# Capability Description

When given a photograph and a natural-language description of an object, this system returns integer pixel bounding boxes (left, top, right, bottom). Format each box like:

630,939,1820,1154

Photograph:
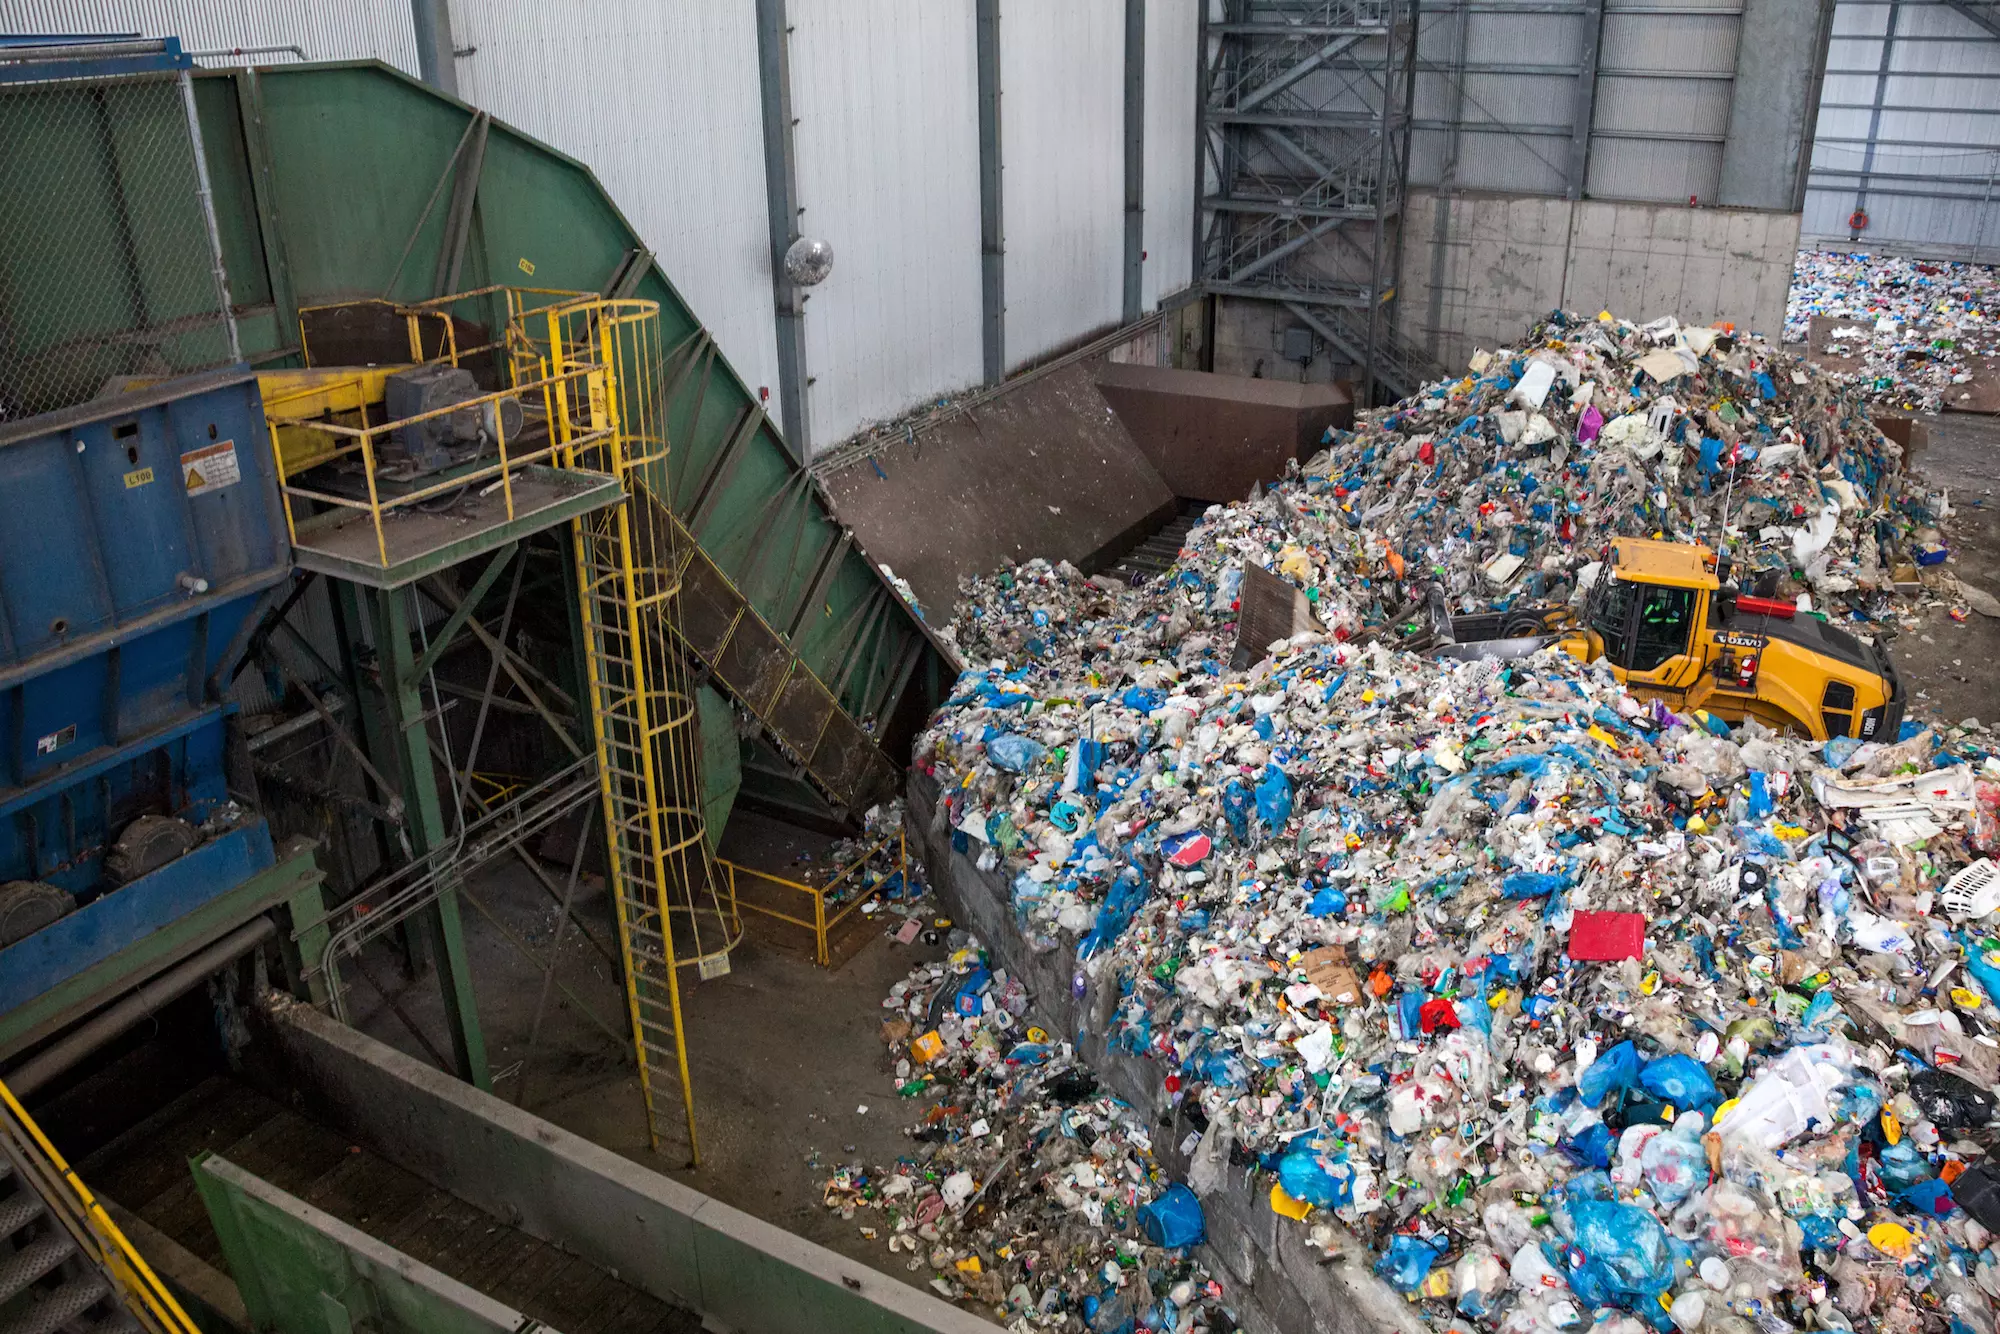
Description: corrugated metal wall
0,0,419,72
1803,0,2000,259
1143,0,1199,311
789,0,984,444
11,0,1202,449
1410,0,1745,203
448,1,782,407
1001,1,1127,369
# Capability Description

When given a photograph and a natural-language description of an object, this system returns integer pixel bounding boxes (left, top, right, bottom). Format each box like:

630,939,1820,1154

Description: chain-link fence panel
0,70,236,422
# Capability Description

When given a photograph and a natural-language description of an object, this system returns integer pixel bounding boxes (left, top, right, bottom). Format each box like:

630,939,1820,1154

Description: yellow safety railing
296,286,584,371
0,1077,202,1334
268,362,612,567
274,286,616,568
720,829,908,968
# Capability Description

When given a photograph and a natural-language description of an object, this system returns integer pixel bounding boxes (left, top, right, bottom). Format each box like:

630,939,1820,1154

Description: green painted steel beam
367,584,489,1091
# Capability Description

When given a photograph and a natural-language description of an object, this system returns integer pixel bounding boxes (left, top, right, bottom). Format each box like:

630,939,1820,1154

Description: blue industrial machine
0,367,293,1017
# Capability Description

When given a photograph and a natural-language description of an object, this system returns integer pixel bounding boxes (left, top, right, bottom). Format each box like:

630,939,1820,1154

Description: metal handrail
719,828,908,968
0,1077,202,1334
269,361,616,566
314,756,601,1020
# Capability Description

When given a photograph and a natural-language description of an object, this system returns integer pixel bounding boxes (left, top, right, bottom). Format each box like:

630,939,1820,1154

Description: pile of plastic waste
944,309,1950,669
884,308,2000,1334
828,948,1233,1330
1786,250,2000,413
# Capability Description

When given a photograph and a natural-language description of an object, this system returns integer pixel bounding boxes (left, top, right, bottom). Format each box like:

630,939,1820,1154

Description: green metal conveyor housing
1,59,955,824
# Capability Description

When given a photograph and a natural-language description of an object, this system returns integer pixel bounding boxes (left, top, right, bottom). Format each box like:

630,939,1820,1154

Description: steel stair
0,1088,182,1334
1110,501,1209,584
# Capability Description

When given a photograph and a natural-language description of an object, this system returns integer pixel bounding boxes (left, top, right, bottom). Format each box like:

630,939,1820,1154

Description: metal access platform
261,289,626,590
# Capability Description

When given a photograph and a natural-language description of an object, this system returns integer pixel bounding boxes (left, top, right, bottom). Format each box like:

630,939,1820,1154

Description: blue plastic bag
1221,776,1253,843
987,733,1046,772
1277,1137,1353,1208
1747,770,1773,818
1578,1040,1640,1105
1559,1199,1676,1311
1561,1122,1614,1169
1137,1184,1206,1249
1072,738,1108,801
1254,764,1294,837
1639,1053,1717,1108
1502,871,1564,899
954,966,991,1016
1374,1234,1448,1293
1307,886,1349,918
1079,864,1150,959
1120,686,1165,713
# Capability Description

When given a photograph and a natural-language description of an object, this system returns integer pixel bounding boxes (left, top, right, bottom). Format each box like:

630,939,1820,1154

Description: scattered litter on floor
875,309,2000,1333
1787,251,2000,414
829,949,1237,1331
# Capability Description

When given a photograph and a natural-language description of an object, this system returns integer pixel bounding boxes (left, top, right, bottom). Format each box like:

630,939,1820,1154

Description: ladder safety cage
514,296,740,1164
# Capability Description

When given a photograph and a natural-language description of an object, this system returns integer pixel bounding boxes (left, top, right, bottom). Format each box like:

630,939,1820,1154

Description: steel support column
755,0,812,460
1567,0,1605,198
977,0,1007,382
1853,0,1903,232
411,0,459,97
368,585,489,1091
1425,0,1471,359
1124,0,1148,322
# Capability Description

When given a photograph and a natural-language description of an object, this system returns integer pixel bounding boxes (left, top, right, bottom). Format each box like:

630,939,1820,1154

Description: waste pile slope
849,311,2000,1334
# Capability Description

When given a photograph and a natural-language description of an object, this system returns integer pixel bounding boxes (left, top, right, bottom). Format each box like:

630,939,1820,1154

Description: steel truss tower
1197,0,1434,402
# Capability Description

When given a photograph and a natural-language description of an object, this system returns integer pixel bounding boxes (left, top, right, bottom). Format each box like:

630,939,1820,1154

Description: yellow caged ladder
516,297,740,1164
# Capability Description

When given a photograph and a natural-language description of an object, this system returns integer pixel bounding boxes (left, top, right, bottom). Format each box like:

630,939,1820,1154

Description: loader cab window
1629,585,1697,672
1589,576,1637,647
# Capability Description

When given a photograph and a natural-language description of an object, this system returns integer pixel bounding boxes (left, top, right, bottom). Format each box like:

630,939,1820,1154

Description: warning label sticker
181,439,240,497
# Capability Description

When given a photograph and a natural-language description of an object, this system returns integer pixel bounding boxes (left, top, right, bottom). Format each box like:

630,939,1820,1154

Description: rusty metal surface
633,482,899,815
819,360,1177,622
1093,364,1354,502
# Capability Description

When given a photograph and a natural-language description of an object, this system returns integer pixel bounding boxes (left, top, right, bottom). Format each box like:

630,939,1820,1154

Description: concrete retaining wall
258,997,997,1334
1397,192,1802,376
905,773,1428,1334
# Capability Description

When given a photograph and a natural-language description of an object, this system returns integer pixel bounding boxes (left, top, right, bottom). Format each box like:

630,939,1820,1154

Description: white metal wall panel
1143,0,1198,309
0,0,418,72
1585,4,1738,202
448,1,780,405
789,0,984,444
1805,0,2000,258
1002,0,1125,369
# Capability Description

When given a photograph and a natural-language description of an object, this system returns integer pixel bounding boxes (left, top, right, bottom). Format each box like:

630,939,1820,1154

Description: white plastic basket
1941,858,2000,920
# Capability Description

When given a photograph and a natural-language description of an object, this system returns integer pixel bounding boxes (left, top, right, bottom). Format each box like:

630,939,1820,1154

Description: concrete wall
259,998,995,1334
1398,191,1802,374
1210,301,1356,386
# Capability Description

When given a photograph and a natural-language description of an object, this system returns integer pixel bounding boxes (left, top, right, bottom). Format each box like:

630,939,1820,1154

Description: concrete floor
349,811,953,1298
344,410,2000,1306
1883,412,2000,727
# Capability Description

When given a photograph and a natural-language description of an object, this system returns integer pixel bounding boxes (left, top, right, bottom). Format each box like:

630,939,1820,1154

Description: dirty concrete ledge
906,773,1427,1334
